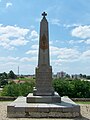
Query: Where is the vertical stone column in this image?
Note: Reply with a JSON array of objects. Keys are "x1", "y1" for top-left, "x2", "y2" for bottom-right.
[{"x1": 34, "y1": 12, "x2": 54, "y2": 96}]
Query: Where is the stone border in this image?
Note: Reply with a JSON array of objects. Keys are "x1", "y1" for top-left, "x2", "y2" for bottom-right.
[
  {"x1": 0, "y1": 96, "x2": 17, "y2": 101},
  {"x1": 0, "y1": 96, "x2": 90, "y2": 101},
  {"x1": 71, "y1": 98, "x2": 90, "y2": 101},
  {"x1": 7, "y1": 96, "x2": 80, "y2": 118}
]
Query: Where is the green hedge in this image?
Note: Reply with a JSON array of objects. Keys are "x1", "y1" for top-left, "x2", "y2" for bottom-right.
[
  {"x1": 1, "y1": 80, "x2": 35, "y2": 97},
  {"x1": 1, "y1": 79, "x2": 90, "y2": 98},
  {"x1": 53, "y1": 79, "x2": 90, "y2": 98}
]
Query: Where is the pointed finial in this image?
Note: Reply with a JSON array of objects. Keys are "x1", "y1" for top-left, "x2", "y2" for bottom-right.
[{"x1": 42, "y1": 12, "x2": 47, "y2": 18}]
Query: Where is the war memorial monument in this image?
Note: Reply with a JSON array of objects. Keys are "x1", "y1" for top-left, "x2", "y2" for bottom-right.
[{"x1": 7, "y1": 12, "x2": 80, "y2": 118}]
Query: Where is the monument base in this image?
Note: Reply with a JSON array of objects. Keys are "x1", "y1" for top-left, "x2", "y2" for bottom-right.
[
  {"x1": 7, "y1": 96, "x2": 80, "y2": 118},
  {"x1": 27, "y1": 92, "x2": 61, "y2": 103},
  {"x1": 35, "y1": 66, "x2": 54, "y2": 96}
]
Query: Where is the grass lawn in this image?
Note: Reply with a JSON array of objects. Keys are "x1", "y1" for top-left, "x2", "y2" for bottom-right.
[
  {"x1": 18, "y1": 77, "x2": 35, "y2": 81},
  {"x1": 76, "y1": 101, "x2": 90, "y2": 104}
]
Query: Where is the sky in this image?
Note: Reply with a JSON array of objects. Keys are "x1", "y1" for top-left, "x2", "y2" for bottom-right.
[{"x1": 0, "y1": 0, "x2": 90, "y2": 75}]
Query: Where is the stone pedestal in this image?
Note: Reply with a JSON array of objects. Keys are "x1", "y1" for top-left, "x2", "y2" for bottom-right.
[
  {"x1": 7, "y1": 96, "x2": 80, "y2": 118},
  {"x1": 34, "y1": 66, "x2": 54, "y2": 96},
  {"x1": 27, "y1": 92, "x2": 61, "y2": 103}
]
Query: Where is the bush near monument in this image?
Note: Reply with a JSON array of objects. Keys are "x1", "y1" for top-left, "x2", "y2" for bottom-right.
[
  {"x1": 53, "y1": 79, "x2": 90, "y2": 98},
  {"x1": 1, "y1": 78, "x2": 90, "y2": 98},
  {"x1": 1, "y1": 80, "x2": 35, "y2": 97}
]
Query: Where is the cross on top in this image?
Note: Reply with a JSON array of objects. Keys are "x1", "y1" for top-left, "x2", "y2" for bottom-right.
[{"x1": 42, "y1": 12, "x2": 47, "y2": 18}]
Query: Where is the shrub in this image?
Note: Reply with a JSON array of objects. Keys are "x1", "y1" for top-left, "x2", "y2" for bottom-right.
[
  {"x1": 1, "y1": 83, "x2": 20, "y2": 97},
  {"x1": 1, "y1": 78, "x2": 90, "y2": 98},
  {"x1": 1, "y1": 80, "x2": 35, "y2": 97},
  {"x1": 53, "y1": 79, "x2": 90, "y2": 98}
]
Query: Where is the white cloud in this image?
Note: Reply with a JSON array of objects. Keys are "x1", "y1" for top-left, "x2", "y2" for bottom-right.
[
  {"x1": 0, "y1": 45, "x2": 90, "y2": 74},
  {"x1": 0, "y1": 56, "x2": 38, "y2": 64},
  {"x1": 0, "y1": 56, "x2": 19, "y2": 62},
  {"x1": 68, "y1": 39, "x2": 90, "y2": 45},
  {"x1": 72, "y1": 25, "x2": 90, "y2": 39},
  {"x1": 25, "y1": 43, "x2": 90, "y2": 75},
  {"x1": 6, "y1": 2, "x2": 12, "y2": 8},
  {"x1": 51, "y1": 45, "x2": 89, "y2": 63},
  {"x1": 57, "y1": 48, "x2": 80, "y2": 60},
  {"x1": 26, "y1": 43, "x2": 90, "y2": 63},
  {"x1": 50, "y1": 19, "x2": 61, "y2": 26},
  {"x1": 31, "y1": 45, "x2": 38, "y2": 50},
  {"x1": 50, "y1": 46, "x2": 80, "y2": 62},
  {"x1": 29, "y1": 30, "x2": 39, "y2": 41},
  {"x1": 26, "y1": 45, "x2": 82, "y2": 62},
  {"x1": 81, "y1": 50, "x2": 90, "y2": 58},
  {"x1": 85, "y1": 39, "x2": 90, "y2": 44},
  {"x1": 50, "y1": 46, "x2": 60, "y2": 55},
  {"x1": 26, "y1": 44, "x2": 38, "y2": 55},
  {"x1": 68, "y1": 40, "x2": 84, "y2": 44},
  {"x1": 63, "y1": 23, "x2": 81, "y2": 28},
  {"x1": 0, "y1": 56, "x2": 37, "y2": 74},
  {"x1": 20, "y1": 57, "x2": 37, "y2": 62},
  {"x1": 9, "y1": 39, "x2": 28, "y2": 46},
  {"x1": 49, "y1": 41, "x2": 53, "y2": 45},
  {"x1": 26, "y1": 49, "x2": 38, "y2": 55},
  {"x1": 0, "y1": 25, "x2": 30, "y2": 50},
  {"x1": 0, "y1": 25, "x2": 29, "y2": 37},
  {"x1": 26, "y1": 45, "x2": 81, "y2": 63}
]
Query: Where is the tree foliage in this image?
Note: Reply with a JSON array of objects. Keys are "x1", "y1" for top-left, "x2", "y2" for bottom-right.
[
  {"x1": 0, "y1": 72, "x2": 8, "y2": 87},
  {"x1": 1, "y1": 80, "x2": 35, "y2": 97},
  {"x1": 0, "y1": 70, "x2": 17, "y2": 87},
  {"x1": 8, "y1": 70, "x2": 17, "y2": 79},
  {"x1": 1, "y1": 78, "x2": 90, "y2": 98},
  {"x1": 53, "y1": 78, "x2": 90, "y2": 98}
]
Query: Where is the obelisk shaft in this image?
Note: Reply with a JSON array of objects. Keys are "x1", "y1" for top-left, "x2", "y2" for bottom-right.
[
  {"x1": 34, "y1": 12, "x2": 54, "y2": 96},
  {"x1": 38, "y1": 16, "x2": 50, "y2": 66}
]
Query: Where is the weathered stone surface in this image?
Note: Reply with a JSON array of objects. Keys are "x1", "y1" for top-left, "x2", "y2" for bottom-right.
[
  {"x1": 7, "y1": 96, "x2": 80, "y2": 118},
  {"x1": 34, "y1": 12, "x2": 54, "y2": 96},
  {"x1": 34, "y1": 66, "x2": 54, "y2": 96},
  {"x1": 27, "y1": 92, "x2": 61, "y2": 103}
]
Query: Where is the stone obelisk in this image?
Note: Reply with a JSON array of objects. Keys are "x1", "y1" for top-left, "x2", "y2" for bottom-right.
[
  {"x1": 7, "y1": 12, "x2": 80, "y2": 118},
  {"x1": 34, "y1": 12, "x2": 54, "y2": 96}
]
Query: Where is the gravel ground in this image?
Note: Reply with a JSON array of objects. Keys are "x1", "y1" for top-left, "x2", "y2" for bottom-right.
[{"x1": 0, "y1": 102, "x2": 90, "y2": 120}]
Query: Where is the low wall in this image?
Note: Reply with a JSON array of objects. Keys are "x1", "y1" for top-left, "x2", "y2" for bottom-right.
[
  {"x1": 71, "y1": 98, "x2": 90, "y2": 101},
  {"x1": 0, "y1": 96, "x2": 90, "y2": 101},
  {"x1": 0, "y1": 96, "x2": 17, "y2": 101}
]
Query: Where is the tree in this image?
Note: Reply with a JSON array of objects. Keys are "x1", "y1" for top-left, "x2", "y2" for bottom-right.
[
  {"x1": 65, "y1": 74, "x2": 70, "y2": 78},
  {"x1": 79, "y1": 74, "x2": 83, "y2": 78},
  {"x1": 0, "y1": 72, "x2": 8, "y2": 87},
  {"x1": 1, "y1": 81, "x2": 35, "y2": 97},
  {"x1": 53, "y1": 78, "x2": 90, "y2": 98},
  {"x1": 82, "y1": 74, "x2": 86, "y2": 78},
  {"x1": 8, "y1": 70, "x2": 17, "y2": 79},
  {"x1": 86, "y1": 76, "x2": 90, "y2": 79}
]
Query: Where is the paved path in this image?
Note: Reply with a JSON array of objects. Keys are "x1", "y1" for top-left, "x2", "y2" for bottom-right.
[{"x1": 0, "y1": 102, "x2": 90, "y2": 120}]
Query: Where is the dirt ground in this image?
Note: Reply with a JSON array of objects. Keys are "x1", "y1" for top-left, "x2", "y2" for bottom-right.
[{"x1": 0, "y1": 102, "x2": 90, "y2": 120}]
